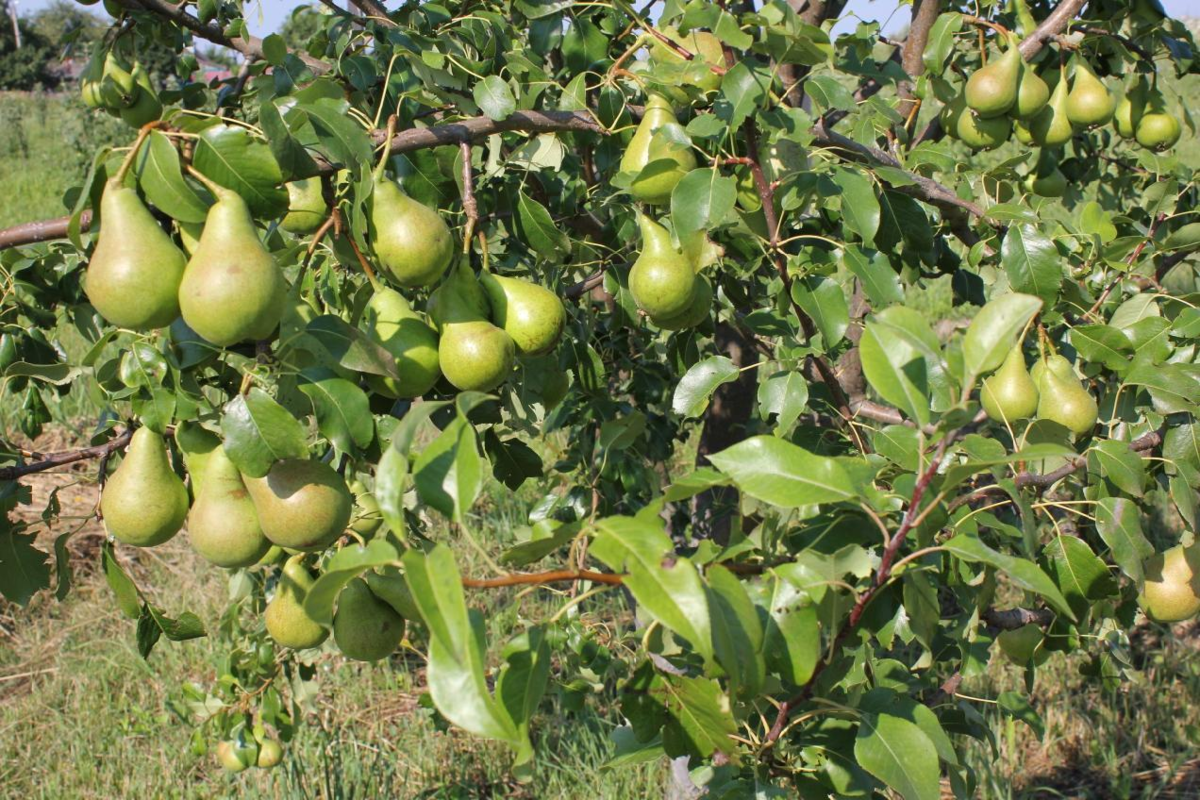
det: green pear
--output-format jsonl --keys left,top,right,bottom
{"left": 647, "top": 27, "right": 724, "bottom": 94}
{"left": 957, "top": 109, "right": 1012, "bottom": 150}
{"left": 80, "top": 44, "right": 107, "bottom": 108}
{"left": 1025, "top": 149, "right": 1067, "bottom": 198}
{"left": 174, "top": 420, "right": 221, "bottom": 496}
{"left": 1013, "top": 119, "right": 1034, "bottom": 145}
{"left": 362, "top": 287, "right": 441, "bottom": 399}
{"left": 965, "top": 34, "right": 1020, "bottom": 118}
{"left": 428, "top": 265, "right": 516, "bottom": 392}
{"left": 369, "top": 172, "right": 453, "bottom": 288}
{"left": 981, "top": 346, "right": 1039, "bottom": 423}
{"left": 187, "top": 446, "right": 270, "bottom": 568}
{"left": 480, "top": 272, "right": 566, "bottom": 356}
{"left": 1035, "top": 359, "right": 1098, "bottom": 436}
{"left": 349, "top": 480, "right": 383, "bottom": 537}
{"left": 1065, "top": 60, "right": 1114, "bottom": 128}
{"left": 650, "top": 275, "right": 712, "bottom": 330}
{"left": 629, "top": 213, "right": 696, "bottom": 319}
{"left": 619, "top": 93, "right": 698, "bottom": 205}
{"left": 179, "top": 184, "right": 287, "bottom": 346}
{"left": 100, "top": 50, "right": 137, "bottom": 108}
{"left": 215, "top": 740, "right": 254, "bottom": 773}
{"left": 256, "top": 739, "right": 284, "bottom": 769}
{"left": 541, "top": 369, "right": 570, "bottom": 409}
{"left": 279, "top": 179, "right": 328, "bottom": 235}
{"left": 333, "top": 577, "right": 405, "bottom": 662}
{"left": 365, "top": 567, "right": 422, "bottom": 620}
{"left": 245, "top": 458, "right": 352, "bottom": 551}
{"left": 1135, "top": 93, "right": 1182, "bottom": 151}
{"left": 1030, "top": 352, "right": 1074, "bottom": 387}
{"left": 1140, "top": 544, "right": 1200, "bottom": 623}
{"left": 101, "top": 428, "right": 189, "bottom": 547}
{"left": 265, "top": 554, "right": 328, "bottom": 649}
{"left": 85, "top": 177, "right": 186, "bottom": 330}
{"left": 1029, "top": 75, "right": 1074, "bottom": 147}
{"left": 939, "top": 92, "right": 967, "bottom": 139}
{"left": 1114, "top": 76, "right": 1148, "bottom": 139}
{"left": 1013, "top": 62, "right": 1050, "bottom": 120}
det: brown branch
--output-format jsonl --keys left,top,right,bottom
{"left": 1018, "top": 0, "right": 1089, "bottom": 60}
{"left": 983, "top": 606, "right": 1055, "bottom": 629}
{"left": 1086, "top": 213, "right": 1165, "bottom": 318}
{"left": 461, "top": 570, "right": 624, "bottom": 588}
{"left": 0, "top": 211, "right": 91, "bottom": 249}
{"left": 564, "top": 268, "right": 610, "bottom": 300}
{"left": 459, "top": 139, "right": 479, "bottom": 248}
{"left": 898, "top": 0, "right": 943, "bottom": 118}
{"left": 0, "top": 429, "right": 134, "bottom": 481}
{"left": 345, "top": 0, "right": 395, "bottom": 26}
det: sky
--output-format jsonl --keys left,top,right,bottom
{"left": 12, "top": 0, "right": 1198, "bottom": 43}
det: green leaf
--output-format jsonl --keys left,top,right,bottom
{"left": 923, "top": 13, "right": 964, "bottom": 73}
{"left": 843, "top": 246, "right": 904, "bottom": 307}
{"left": 805, "top": 74, "right": 856, "bottom": 113}
{"left": 220, "top": 388, "right": 309, "bottom": 478}
{"left": 855, "top": 711, "right": 941, "bottom": 800}
{"left": 298, "top": 367, "right": 374, "bottom": 452}
{"left": 791, "top": 275, "right": 848, "bottom": 346}
{"left": 309, "top": 315, "right": 401, "bottom": 380}
{"left": 832, "top": 167, "right": 880, "bottom": 247}
{"left": 192, "top": 124, "right": 287, "bottom": 218}
{"left": 1095, "top": 497, "right": 1153, "bottom": 584}
{"left": 652, "top": 675, "right": 739, "bottom": 761}
{"left": 998, "top": 692, "right": 1044, "bottom": 738}
{"left": 670, "top": 168, "right": 736, "bottom": 236}
{"left": 762, "top": 576, "right": 820, "bottom": 684}
{"left": 294, "top": 98, "right": 374, "bottom": 170}
{"left": 1002, "top": 225, "right": 1060, "bottom": 304}
{"left": 714, "top": 61, "right": 768, "bottom": 129}
{"left": 859, "top": 313, "right": 933, "bottom": 426}
{"left": 708, "top": 436, "right": 859, "bottom": 507}
{"left": 1071, "top": 324, "right": 1133, "bottom": 372}
{"left": 1089, "top": 440, "right": 1146, "bottom": 496}
{"left": 102, "top": 541, "right": 140, "bottom": 619}
{"left": 707, "top": 565, "right": 765, "bottom": 699}
{"left": 402, "top": 546, "right": 523, "bottom": 745}
{"left": 135, "top": 131, "right": 209, "bottom": 223}
{"left": 413, "top": 418, "right": 484, "bottom": 522}
{"left": 672, "top": 356, "right": 739, "bottom": 418}
{"left": 757, "top": 370, "right": 809, "bottom": 432}
{"left": 259, "top": 99, "right": 319, "bottom": 180}
{"left": 1042, "top": 535, "right": 1117, "bottom": 619}
{"left": 496, "top": 627, "right": 551, "bottom": 768}
{"left": 373, "top": 446, "right": 409, "bottom": 541}
{"left": 591, "top": 516, "right": 713, "bottom": 664}
{"left": 0, "top": 521, "right": 50, "bottom": 607}
{"left": 302, "top": 539, "right": 401, "bottom": 626}
{"left": 515, "top": 191, "right": 569, "bottom": 262}
{"left": 941, "top": 534, "right": 1075, "bottom": 619}
{"left": 474, "top": 75, "right": 517, "bottom": 120}
{"left": 962, "top": 293, "right": 1043, "bottom": 381}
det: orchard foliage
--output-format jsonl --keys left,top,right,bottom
{"left": 1, "top": 0, "right": 1200, "bottom": 795}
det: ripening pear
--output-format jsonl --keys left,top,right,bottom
{"left": 349, "top": 480, "right": 383, "bottom": 537}
{"left": 100, "top": 49, "right": 137, "bottom": 108}
{"left": 981, "top": 346, "right": 1039, "bottom": 423}
{"left": 1014, "top": 118, "right": 1034, "bottom": 145}
{"left": 1065, "top": 60, "right": 1114, "bottom": 128}
{"left": 368, "top": 171, "right": 453, "bottom": 288}
{"left": 215, "top": 740, "right": 254, "bottom": 773}
{"left": 187, "top": 446, "right": 270, "bottom": 568}
{"left": 480, "top": 272, "right": 566, "bottom": 356}
{"left": 619, "top": 93, "right": 698, "bottom": 205}
{"left": 265, "top": 555, "right": 328, "bottom": 649}
{"left": 957, "top": 110, "right": 1012, "bottom": 150}
{"left": 1140, "top": 544, "right": 1200, "bottom": 623}
{"left": 362, "top": 287, "right": 441, "bottom": 399}
{"left": 629, "top": 213, "right": 696, "bottom": 319}
{"left": 1013, "top": 62, "right": 1051, "bottom": 120}
{"left": 80, "top": 45, "right": 106, "bottom": 108}
{"left": 965, "top": 34, "right": 1021, "bottom": 118}
{"left": 85, "top": 177, "right": 186, "bottom": 330}
{"left": 1029, "top": 74, "right": 1074, "bottom": 147}
{"left": 245, "top": 458, "right": 353, "bottom": 551}
{"left": 1135, "top": 93, "right": 1182, "bottom": 151}
{"left": 647, "top": 27, "right": 724, "bottom": 94}
{"left": 179, "top": 184, "right": 287, "bottom": 346}
{"left": 256, "top": 739, "right": 284, "bottom": 769}
{"left": 119, "top": 63, "right": 162, "bottom": 129}
{"left": 333, "top": 578, "right": 405, "bottom": 662}
{"left": 428, "top": 264, "right": 516, "bottom": 392}
{"left": 101, "top": 428, "right": 189, "bottom": 547}
{"left": 1035, "top": 357, "right": 1098, "bottom": 435}
{"left": 651, "top": 275, "right": 712, "bottom": 331}
{"left": 1025, "top": 149, "right": 1067, "bottom": 198}
{"left": 279, "top": 179, "right": 328, "bottom": 235}
{"left": 1114, "top": 76, "right": 1148, "bottom": 139}
{"left": 1029, "top": 352, "right": 1074, "bottom": 387}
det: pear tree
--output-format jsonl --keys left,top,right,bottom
{"left": 1, "top": 0, "right": 1199, "bottom": 795}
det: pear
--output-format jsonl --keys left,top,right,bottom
{"left": 629, "top": 213, "right": 696, "bottom": 319}
{"left": 119, "top": 62, "right": 162, "bottom": 129}
{"left": 997, "top": 624, "right": 1049, "bottom": 665}
{"left": 279, "top": 179, "right": 328, "bottom": 235}
{"left": 362, "top": 287, "right": 441, "bottom": 399}
{"left": 428, "top": 265, "right": 516, "bottom": 392}
{"left": 939, "top": 92, "right": 967, "bottom": 139}
{"left": 333, "top": 577, "right": 405, "bottom": 662}
{"left": 1029, "top": 74, "right": 1074, "bottom": 147}
{"left": 179, "top": 184, "right": 287, "bottom": 346}
{"left": 1035, "top": 357, "right": 1098, "bottom": 436}
{"left": 174, "top": 420, "right": 220, "bottom": 496}
{"left": 265, "top": 554, "right": 328, "bottom": 649}
{"left": 365, "top": 568, "right": 422, "bottom": 620}
{"left": 651, "top": 275, "right": 712, "bottom": 331}
{"left": 619, "top": 93, "right": 698, "bottom": 205}
{"left": 1114, "top": 77, "right": 1148, "bottom": 139}
{"left": 100, "top": 50, "right": 137, "bottom": 108}
{"left": 187, "top": 446, "right": 270, "bottom": 568}
{"left": 980, "top": 346, "right": 1039, "bottom": 423}
{"left": 80, "top": 45, "right": 107, "bottom": 108}
{"left": 480, "top": 272, "right": 566, "bottom": 356}
{"left": 1135, "top": 94, "right": 1182, "bottom": 151}
{"left": 965, "top": 35, "right": 1020, "bottom": 118}
{"left": 349, "top": 480, "right": 383, "bottom": 537}
{"left": 85, "top": 177, "right": 186, "bottom": 330}
{"left": 1025, "top": 149, "right": 1067, "bottom": 198}
{"left": 647, "top": 27, "right": 724, "bottom": 94}
{"left": 215, "top": 740, "right": 254, "bottom": 773}
{"left": 1140, "top": 544, "right": 1200, "bottom": 623}
{"left": 1065, "top": 60, "right": 1114, "bottom": 128}
{"left": 1013, "top": 63, "right": 1051, "bottom": 120}
{"left": 1013, "top": 119, "right": 1034, "bottom": 145}
{"left": 957, "top": 109, "right": 1012, "bottom": 150}
{"left": 101, "top": 428, "right": 189, "bottom": 547}
{"left": 1030, "top": 352, "right": 1074, "bottom": 387}
{"left": 245, "top": 458, "right": 352, "bottom": 551}
{"left": 256, "top": 739, "right": 283, "bottom": 769}
{"left": 368, "top": 172, "right": 453, "bottom": 288}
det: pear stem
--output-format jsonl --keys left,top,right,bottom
{"left": 340, "top": 211, "right": 381, "bottom": 291}
{"left": 458, "top": 140, "right": 478, "bottom": 257}
{"left": 477, "top": 230, "right": 489, "bottom": 272}
{"left": 113, "top": 123, "right": 160, "bottom": 184}
{"left": 184, "top": 165, "right": 227, "bottom": 199}
{"left": 960, "top": 15, "right": 1012, "bottom": 40}
{"left": 373, "top": 115, "right": 398, "bottom": 181}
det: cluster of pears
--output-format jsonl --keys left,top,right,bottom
{"left": 215, "top": 735, "right": 284, "bottom": 773}
{"left": 1113, "top": 74, "right": 1183, "bottom": 151}
{"left": 627, "top": 213, "right": 712, "bottom": 330}
{"left": 80, "top": 41, "right": 162, "bottom": 129}
{"left": 1139, "top": 542, "right": 1200, "bottom": 623}
{"left": 979, "top": 345, "right": 1098, "bottom": 436}
{"left": 85, "top": 143, "right": 287, "bottom": 348}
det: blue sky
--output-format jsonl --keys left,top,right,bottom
{"left": 16, "top": 0, "right": 1197, "bottom": 42}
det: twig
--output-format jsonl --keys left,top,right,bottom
{"left": 461, "top": 570, "right": 624, "bottom": 589}
{"left": 1086, "top": 213, "right": 1165, "bottom": 318}
{"left": 0, "top": 429, "right": 135, "bottom": 481}
{"left": 459, "top": 140, "right": 478, "bottom": 253}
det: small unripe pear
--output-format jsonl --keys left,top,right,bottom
{"left": 650, "top": 276, "right": 712, "bottom": 331}
{"left": 1065, "top": 60, "right": 1114, "bottom": 128}
{"left": 1035, "top": 359, "right": 1098, "bottom": 436}
{"left": 480, "top": 272, "right": 566, "bottom": 356}
{"left": 265, "top": 555, "right": 328, "bottom": 649}
{"left": 981, "top": 346, "right": 1039, "bottom": 423}
{"left": 619, "top": 94, "right": 697, "bottom": 205}
{"left": 369, "top": 174, "right": 454, "bottom": 288}
{"left": 957, "top": 111, "right": 1012, "bottom": 150}
{"left": 1029, "top": 76, "right": 1074, "bottom": 147}
{"left": 333, "top": 578, "right": 405, "bottom": 661}
{"left": 629, "top": 213, "right": 696, "bottom": 319}
{"left": 362, "top": 288, "right": 441, "bottom": 399}
{"left": 1140, "top": 544, "right": 1200, "bottom": 623}
{"left": 244, "top": 459, "right": 352, "bottom": 551}
{"left": 215, "top": 740, "right": 253, "bottom": 773}
{"left": 280, "top": 179, "right": 328, "bottom": 235}
{"left": 1135, "top": 96, "right": 1182, "bottom": 151}
{"left": 1013, "top": 62, "right": 1050, "bottom": 120}
{"left": 256, "top": 738, "right": 284, "bottom": 769}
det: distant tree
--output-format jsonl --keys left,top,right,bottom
{"left": 279, "top": 4, "right": 327, "bottom": 53}
{"left": 0, "top": 16, "right": 57, "bottom": 90}
{"left": 29, "top": 0, "right": 106, "bottom": 55}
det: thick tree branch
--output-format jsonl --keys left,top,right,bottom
{"left": 0, "top": 430, "right": 133, "bottom": 481}
{"left": 461, "top": 570, "right": 623, "bottom": 588}
{"left": 897, "top": 0, "right": 942, "bottom": 118}
{"left": 346, "top": 0, "right": 395, "bottom": 25}
{"left": 1018, "top": 0, "right": 1089, "bottom": 59}
{"left": 983, "top": 606, "right": 1055, "bottom": 629}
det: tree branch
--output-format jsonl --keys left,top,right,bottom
{"left": 1018, "top": 0, "right": 1089, "bottom": 60}
{"left": 0, "top": 429, "right": 134, "bottom": 481}
{"left": 461, "top": 570, "right": 624, "bottom": 588}
{"left": 983, "top": 606, "right": 1055, "bottom": 629}
{"left": 897, "top": 0, "right": 943, "bottom": 118}
{"left": 345, "top": 0, "right": 395, "bottom": 26}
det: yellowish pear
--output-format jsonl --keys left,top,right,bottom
{"left": 245, "top": 458, "right": 352, "bottom": 551}
{"left": 101, "top": 428, "right": 189, "bottom": 547}
{"left": 265, "top": 554, "right": 328, "bottom": 649}
{"left": 619, "top": 94, "right": 697, "bottom": 205}
{"left": 1140, "top": 544, "right": 1200, "bottom": 623}
{"left": 187, "top": 446, "right": 270, "bottom": 568}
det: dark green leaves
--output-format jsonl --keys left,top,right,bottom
{"left": 671, "top": 168, "right": 735, "bottom": 236}
{"left": 941, "top": 534, "right": 1074, "bottom": 618}
{"left": 708, "top": 436, "right": 859, "bottom": 507}
{"left": 1002, "top": 225, "right": 1060, "bottom": 304}
{"left": 135, "top": 131, "right": 209, "bottom": 223}
{"left": 192, "top": 124, "right": 287, "bottom": 218}
{"left": 413, "top": 418, "right": 484, "bottom": 522}
{"left": 855, "top": 711, "right": 942, "bottom": 800}
{"left": 0, "top": 519, "right": 50, "bottom": 606}
{"left": 962, "top": 293, "right": 1043, "bottom": 382}
{"left": 221, "top": 389, "right": 308, "bottom": 478}
{"left": 297, "top": 367, "right": 374, "bottom": 453}
{"left": 474, "top": 75, "right": 517, "bottom": 120}
{"left": 1095, "top": 497, "right": 1153, "bottom": 583}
